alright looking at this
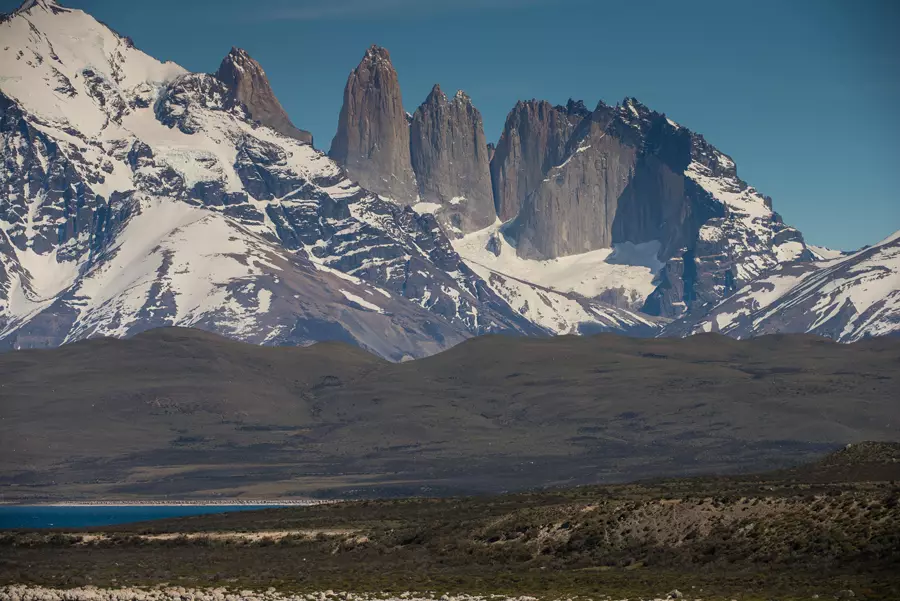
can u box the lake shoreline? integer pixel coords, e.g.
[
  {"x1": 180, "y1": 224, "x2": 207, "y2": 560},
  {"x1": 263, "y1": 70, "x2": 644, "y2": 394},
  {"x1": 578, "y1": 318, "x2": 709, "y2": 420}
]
[
  {"x1": 0, "y1": 502, "x2": 336, "y2": 530},
  {"x1": 0, "y1": 500, "x2": 334, "y2": 507}
]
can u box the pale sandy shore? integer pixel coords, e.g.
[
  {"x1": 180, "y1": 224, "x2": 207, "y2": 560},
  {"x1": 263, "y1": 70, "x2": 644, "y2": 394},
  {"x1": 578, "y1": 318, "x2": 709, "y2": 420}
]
[{"x1": 72, "y1": 529, "x2": 360, "y2": 543}]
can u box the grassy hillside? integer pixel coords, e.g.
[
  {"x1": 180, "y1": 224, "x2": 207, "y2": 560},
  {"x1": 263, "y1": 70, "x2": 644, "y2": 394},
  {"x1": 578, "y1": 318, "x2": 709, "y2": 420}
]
[{"x1": 2, "y1": 328, "x2": 899, "y2": 500}]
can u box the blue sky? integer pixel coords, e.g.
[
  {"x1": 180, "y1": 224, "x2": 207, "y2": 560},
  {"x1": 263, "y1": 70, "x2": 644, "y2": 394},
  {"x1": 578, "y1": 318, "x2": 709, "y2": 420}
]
[{"x1": 4, "y1": 0, "x2": 898, "y2": 250}]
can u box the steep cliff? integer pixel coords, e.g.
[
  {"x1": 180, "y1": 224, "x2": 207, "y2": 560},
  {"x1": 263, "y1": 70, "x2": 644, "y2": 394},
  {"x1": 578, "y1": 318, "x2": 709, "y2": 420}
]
[
  {"x1": 409, "y1": 85, "x2": 496, "y2": 236},
  {"x1": 504, "y1": 98, "x2": 811, "y2": 318},
  {"x1": 489, "y1": 99, "x2": 589, "y2": 222},
  {"x1": 329, "y1": 45, "x2": 418, "y2": 203},
  {"x1": 214, "y1": 47, "x2": 313, "y2": 145}
]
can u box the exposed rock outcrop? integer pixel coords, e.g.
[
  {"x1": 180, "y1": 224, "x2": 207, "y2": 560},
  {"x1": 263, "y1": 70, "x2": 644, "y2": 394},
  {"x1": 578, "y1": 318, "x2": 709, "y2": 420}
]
[
  {"x1": 214, "y1": 47, "x2": 313, "y2": 145},
  {"x1": 409, "y1": 85, "x2": 496, "y2": 236},
  {"x1": 511, "y1": 101, "x2": 635, "y2": 259},
  {"x1": 489, "y1": 99, "x2": 589, "y2": 222},
  {"x1": 0, "y1": 8, "x2": 555, "y2": 359},
  {"x1": 329, "y1": 45, "x2": 417, "y2": 203},
  {"x1": 662, "y1": 230, "x2": 900, "y2": 341},
  {"x1": 505, "y1": 97, "x2": 812, "y2": 318}
]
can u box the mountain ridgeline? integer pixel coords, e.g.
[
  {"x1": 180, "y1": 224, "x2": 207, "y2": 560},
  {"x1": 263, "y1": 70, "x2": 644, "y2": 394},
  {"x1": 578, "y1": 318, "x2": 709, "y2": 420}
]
[
  {"x1": 0, "y1": 0, "x2": 897, "y2": 358},
  {"x1": 328, "y1": 46, "x2": 816, "y2": 321}
]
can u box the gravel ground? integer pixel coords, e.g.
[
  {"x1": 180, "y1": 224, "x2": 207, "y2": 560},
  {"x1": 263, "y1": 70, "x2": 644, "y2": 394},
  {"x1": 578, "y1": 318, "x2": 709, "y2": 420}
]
[{"x1": 0, "y1": 586, "x2": 688, "y2": 601}]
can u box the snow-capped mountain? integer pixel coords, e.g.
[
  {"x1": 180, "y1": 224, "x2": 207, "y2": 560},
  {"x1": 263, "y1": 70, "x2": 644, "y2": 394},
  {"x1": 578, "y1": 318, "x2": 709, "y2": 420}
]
[
  {"x1": 325, "y1": 48, "x2": 844, "y2": 339},
  {"x1": 494, "y1": 97, "x2": 813, "y2": 320},
  {"x1": 0, "y1": 0, "x2": 658, "y2": 357},
  {"x1": 663, "y1": 230, "x2": 900, "y2": 341},
  {"x1": 0, "y1": 0, "x2": 896, "y2": 354},
  {"x1": 0, "y1": 0, "x2": 541, "y2": 358}
]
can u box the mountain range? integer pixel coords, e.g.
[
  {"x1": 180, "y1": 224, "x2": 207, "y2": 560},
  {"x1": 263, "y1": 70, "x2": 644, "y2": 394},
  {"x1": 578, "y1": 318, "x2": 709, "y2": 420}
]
[{"x1": 0, "y1": 0, "x2": 897, "y2": 358}]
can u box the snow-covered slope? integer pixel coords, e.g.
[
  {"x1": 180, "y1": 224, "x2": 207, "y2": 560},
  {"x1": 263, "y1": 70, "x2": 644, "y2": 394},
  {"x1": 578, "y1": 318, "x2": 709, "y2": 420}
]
[
  {"x1": 1, "y1": 0, "x2": 893, "y2": 353},
  {"x1": 452, "y1": 220, "x2": 663, "y2": 334},
  {"x1": 0, "y1": 0, "x2": 550, "y2": 358},
  {"x1": 454, "y1": 221, "x2": 664, "y2": 308},
  {"x1": 0, "y1": 196, "x2": 468, "y2": 358},
  {"x1": 808, "y1": 245, "x2": 849, "y2": 261},
  {"x1": 664, "y1": 230, "x2": 900, "y2": 342}
]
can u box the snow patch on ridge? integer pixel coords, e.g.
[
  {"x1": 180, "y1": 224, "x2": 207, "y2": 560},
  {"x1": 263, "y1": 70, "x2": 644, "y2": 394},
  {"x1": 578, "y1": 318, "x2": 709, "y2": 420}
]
[
  {"x1": 0, "y1": 2, "x2": 186, "y2": 136},
  {"x1": 453, "y1": 221, "x2": 662, "y2": 307},
  {"x1": 340, "y1": 289, "x2": 384, "y2": 313},
  {"x1": 673, "y1": 231, "x2": 900, "y2": 342}
]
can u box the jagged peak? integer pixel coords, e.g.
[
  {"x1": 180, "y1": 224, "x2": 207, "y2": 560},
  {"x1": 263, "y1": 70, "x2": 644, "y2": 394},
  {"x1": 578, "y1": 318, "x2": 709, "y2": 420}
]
[
  {"x1": 563, "y1": 98, "x2": 589, "y2": 115},
  {"x1": 621, "y1": 96, "x2": 649, "y2": 111},
  {"x1": 14, "y1": 0, "x2": 68, "y2": 15},
  {"x1": 510, "y1": 99, "x2": 555, "y2": 114},
  {"x1": 217, "y1": 47, "x2": 263, "y2": 78},
  {"x1": 362, "y1": 44, "x2": 392, "y2": 65},
  {"x1": 225, "y1": 46, "x2": 253, "y2": 63},
  {"x1": 453, "y1": 89, "x2": 472, "y2": 104},
  {"x1": 211, "y1": 45, "x2": 312, "y2": 145},
  {"x1": 420, "y1": 85, "x2": 472, "y2": 108},
  {"x1": 552, "y1": 99, "x2": 591, "y2": 119},
  {"x1": 619, "y1": 97, "x2": 660, "y2": 122},
  {"x1": 424, "y1": 83, "x2": 447, "y2": 104}
]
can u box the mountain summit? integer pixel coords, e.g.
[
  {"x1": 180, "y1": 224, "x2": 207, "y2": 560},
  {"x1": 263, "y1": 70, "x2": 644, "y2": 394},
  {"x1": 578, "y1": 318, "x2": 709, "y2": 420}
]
[
  {"x1": 12, "y1": 0, "x2": 67, "y2": 15},
  {"x1": 215, "y1": 47, "x2": 314, "y2": 145},
  {"x1": 0, "y1": 5, "x2": 896, "y2": 353},
  {"x1": 408, "y1": 85, "x2": 496, "y2": 236},
  {"x1": 329, "y1": 45, "x2": 418, "y2": 203}
]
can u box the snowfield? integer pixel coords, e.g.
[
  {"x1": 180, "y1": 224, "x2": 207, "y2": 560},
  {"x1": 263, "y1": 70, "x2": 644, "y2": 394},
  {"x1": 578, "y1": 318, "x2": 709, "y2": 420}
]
[
  {"x1": 451, "y1": 221, "x2": 664, "y2": 334},
  {"x1": 453, "y1": 221, "x2": 663, "y2": 307}
]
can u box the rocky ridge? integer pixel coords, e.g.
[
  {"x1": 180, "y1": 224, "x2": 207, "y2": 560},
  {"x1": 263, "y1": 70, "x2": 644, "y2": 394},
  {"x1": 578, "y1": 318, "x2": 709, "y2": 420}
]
[
  {"x1": 0, "y1": 1, "x2": 566, "y2": 358},
  {"x1": 409, "y1": 85, "x2": 496, "y2": 236},
  {"x1": 663, "y1": 229, "x2": 900, "y2": 341},
  {"x1": 214, "y1": 47, "x2": 314, "y2": 145},
  {"x1": 328, "y1": 45, "x2": 418, "y2": 203}
]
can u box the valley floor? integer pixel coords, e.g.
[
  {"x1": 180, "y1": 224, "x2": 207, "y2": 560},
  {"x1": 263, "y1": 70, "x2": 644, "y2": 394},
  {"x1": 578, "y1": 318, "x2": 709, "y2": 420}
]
[{"x1": 2, "y1": 444, "x2": 899, "y2": 601}]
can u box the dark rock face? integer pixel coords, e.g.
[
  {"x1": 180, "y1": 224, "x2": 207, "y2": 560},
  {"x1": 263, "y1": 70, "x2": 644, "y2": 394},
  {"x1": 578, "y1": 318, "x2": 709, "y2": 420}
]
[
  {"x1": 0, "y1": 91, "x2": 101, "y2": 266},
  {"x1": 329, "y1": 46, "x2": 418, "y2": 203},
  {"x1": 662, "y1": 231, "x2": 900, "y2": 342},
  {"x1": 233, "y1": 135, "x2": 305, "y2": 201},
  {"x1": 214, "y1": 47, "x2": 313, "y2": 145},
  {"x1": 512, "y1": 101, "x2": 636, "y2": 259},
  {"x1": 409, "y1": 85, "x2": 496, "y2": 235},
  {"x1": 499, "y1": 97, "x2": 811, "y2": 318},
  {"x1": 489, "y1": 99, "x2": 589, "y2": 222},
  {"x1": 156, "y1": 73, "x2": 235, "y2": 135}
]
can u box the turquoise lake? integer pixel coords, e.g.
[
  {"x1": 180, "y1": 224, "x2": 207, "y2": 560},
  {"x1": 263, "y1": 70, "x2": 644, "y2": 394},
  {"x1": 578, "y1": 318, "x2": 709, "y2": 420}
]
[{"x1": 0, "y1": 505, "x2": 282, "y2": 529}]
